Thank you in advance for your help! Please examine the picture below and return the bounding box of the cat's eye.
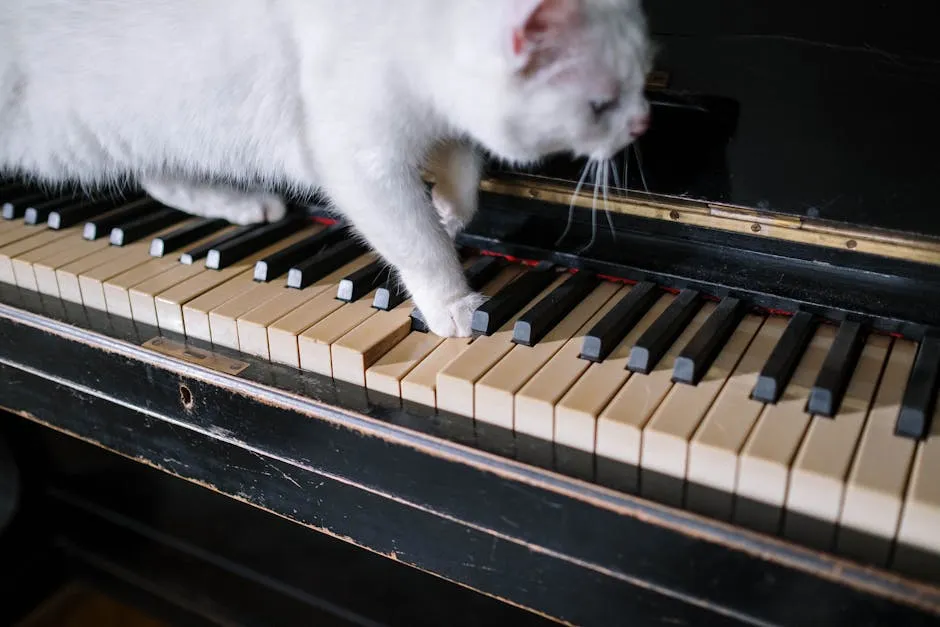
[590,97,619,118]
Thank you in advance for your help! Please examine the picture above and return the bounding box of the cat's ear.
[510,0,581,61]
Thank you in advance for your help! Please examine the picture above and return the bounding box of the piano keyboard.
[2,184,939,583]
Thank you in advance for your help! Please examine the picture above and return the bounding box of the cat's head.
[458,0,652,165]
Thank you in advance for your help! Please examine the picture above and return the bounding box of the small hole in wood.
[179,384,194,409]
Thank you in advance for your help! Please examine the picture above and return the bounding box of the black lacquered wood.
[806,321,867,417]
[513,270,599,346]
[179,224,255,264]
[373,275,408,311]
[752,311,818,404]
[335,258,385,301]
[627,289,703,374]
[471,261,556,335]
[48,198,125,230]
[149,218,229,257]
[109,207,187,246]
[286,239,369,290]
[83,200,156,240]
[253,223,347,282]
[411,256,506,333]
[31,455,549,627]
[673,297,746,385]
[205,216,303,270]
[580,281,660,362]
[2,191,47,220]
[895,335,940,440]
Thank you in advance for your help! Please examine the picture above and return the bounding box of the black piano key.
[253,223,347,282]
[471,261,556,336]
[0,182,30,198]
[48,197,126,230]
[512,270,599,346]
[2,191,48,220]
[373,274,408,310]
[895,335,940,440]
[150,218,229,257]
[83,199,157,240]
[626,289,702,374]
[24,196,84,225]
[672,297,746,385]
[205,216,304,270]
[806,321,867,417]
[24,203,56,225]
[751,311,817,404]
[580,281,659,362]
[110,207,187,246]
[287,239,369,290]
[180,224,255,264]
[409,309,430,334]
[410,256,506,332]
[336,259,386,301]
[463,255,507,290]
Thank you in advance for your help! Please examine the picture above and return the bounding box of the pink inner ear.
[516,0,580,50]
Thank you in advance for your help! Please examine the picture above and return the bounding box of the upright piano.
[2,2,939,625]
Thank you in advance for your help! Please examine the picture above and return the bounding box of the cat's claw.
[420,291,487,337]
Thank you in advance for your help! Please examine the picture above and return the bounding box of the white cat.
[0,0,652,337]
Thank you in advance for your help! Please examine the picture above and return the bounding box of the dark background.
[504,1,940,239]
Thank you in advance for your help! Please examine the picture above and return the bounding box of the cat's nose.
[629,113,650,137]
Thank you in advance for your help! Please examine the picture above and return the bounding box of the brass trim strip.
[478,177,940,267]
[143,337,249,375]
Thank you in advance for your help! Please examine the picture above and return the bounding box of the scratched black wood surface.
[1,415,557,627]
[2,281,939,626]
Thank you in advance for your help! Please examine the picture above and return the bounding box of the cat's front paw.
[142,179,288,225]
[419,291,487,337]
[207,192,287,225]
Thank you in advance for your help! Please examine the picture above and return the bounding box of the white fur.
[0,0,651,337]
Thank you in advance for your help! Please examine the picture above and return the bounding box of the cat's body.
[0,0,652,337]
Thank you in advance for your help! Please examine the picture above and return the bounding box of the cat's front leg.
[142,178,287,225]
[427,140,483,239]
[319,157,482,337]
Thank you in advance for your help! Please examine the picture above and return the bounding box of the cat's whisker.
[602,159,616,241]
[623,152,630,199]
[633,143,650,194]
[577,160,601,254]
[556,159,591,246]
[610,155,622,192]
[380,263,394,288]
